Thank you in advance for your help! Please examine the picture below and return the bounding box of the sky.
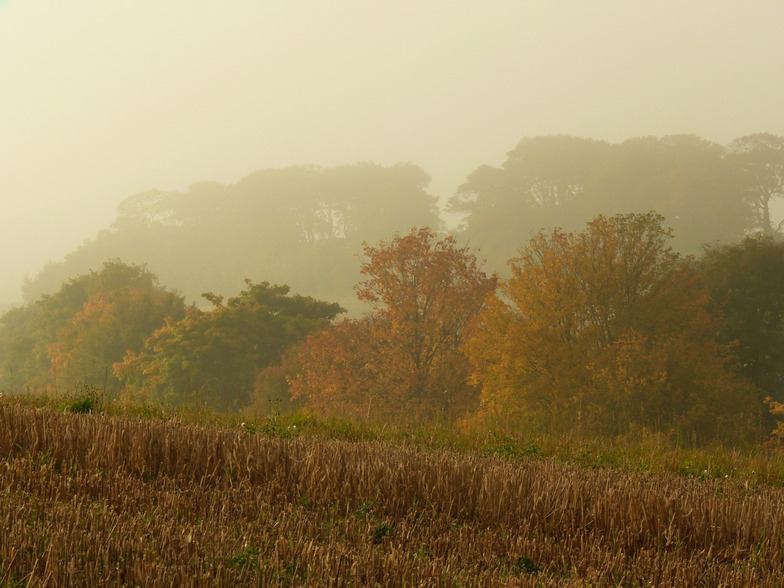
[1,1,783,305]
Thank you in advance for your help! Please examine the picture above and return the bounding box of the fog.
[2,0,783,306]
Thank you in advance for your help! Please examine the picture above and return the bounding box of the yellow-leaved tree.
[465,212,759,443]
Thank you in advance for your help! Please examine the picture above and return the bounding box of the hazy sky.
[2,1,783,304]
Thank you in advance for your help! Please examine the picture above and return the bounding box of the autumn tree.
[288,228,497,421]
[276,317,380,419]
[116,281,342,410]
[465,213,758,443]
[0,261,185,394]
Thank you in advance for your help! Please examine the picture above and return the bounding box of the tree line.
[2,213,784,445]
[19,133,784,315]
[3,131,784,444]
[450,133,784,273]
[22,162,442,315]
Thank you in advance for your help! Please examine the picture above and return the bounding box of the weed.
[225,544,259,570]
[66,384,102,414]
[514,555,541,574]
[371,522,393,544]
[355,499,378,520]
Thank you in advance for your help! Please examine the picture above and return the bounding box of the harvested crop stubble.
[0,405,783,585]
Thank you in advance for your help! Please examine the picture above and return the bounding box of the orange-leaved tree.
[465,212,759,442]
[287,228,497,421]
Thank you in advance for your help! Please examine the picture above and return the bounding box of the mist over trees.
[22,162,442,314]
[18,133,784,315]
[18,134,784,317]
[449,134,774,273]
[3,133,784,444]
[726,133,784,236]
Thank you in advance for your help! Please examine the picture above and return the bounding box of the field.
[1,400,784,586]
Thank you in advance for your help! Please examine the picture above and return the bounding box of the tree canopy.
[464,213,758,442]
[287,228,496,421]
[22,163,441,314]
[115,281,343,410]
[0,261,186,394]
[449,134,763,274]
[726,133,784,235]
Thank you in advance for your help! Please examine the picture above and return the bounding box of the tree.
[727,133,784,235]
[449,136,609,272]
[115,281,343,409]
[464,213,758,442]
[47,284,186,393]
[289,228,497,421]
[450,135,752,276]
[699,235,784,415]
[23,163,441,318]
[282,317,381,419]
[590,135,750,252]
[0,303,43,391]
[0,261,186,394]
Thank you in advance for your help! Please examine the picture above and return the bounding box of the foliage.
[288,228,496,421]
[65,384,102,414]
[0,303,43,390]
[47,280,186,393]
[0,261,186,394]
[765,397,784,446]
[726,133,784,235]
[450,135,753,275]
[22,163,442,314]
[116,281,343,410]
[450,135,611,271]
[464,212,759,442]
[700,235,784,411]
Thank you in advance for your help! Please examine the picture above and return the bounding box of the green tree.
[0,261,186,394]
[116,281,343,409]
[699,235,784,414]
[0,303,42,391]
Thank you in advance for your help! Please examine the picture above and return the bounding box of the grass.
[1,390,784,585]
[4,388,783,487]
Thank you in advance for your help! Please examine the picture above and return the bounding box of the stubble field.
[1,403,783,586]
